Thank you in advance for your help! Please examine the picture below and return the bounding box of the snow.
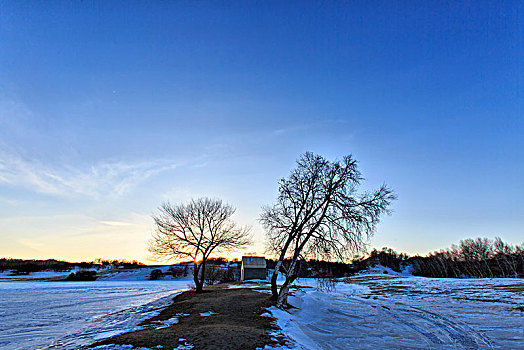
[266,274,524,349]
[2,265,522,350]
[98,266,187,281]
[91,344,156,350]
[0,270,74,280]
[0,265,192,282]
[357,264,413,277]
[174,343,194,350]
[199,311,218,317]
[0,279,191,350]
[151,313,189,329]
[228,282,263,289]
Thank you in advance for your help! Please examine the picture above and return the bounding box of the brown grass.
[493,284,524,293]
[90,284,282,350]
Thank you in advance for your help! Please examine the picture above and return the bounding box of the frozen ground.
[0,278,190,350]
[0,265,189,281]
[268,273,524,349]
[0,270,75,280]
[2,268,522,350]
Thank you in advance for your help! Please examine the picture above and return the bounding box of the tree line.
[264,237,523,280]
[353,237,524,278]
[0,258,144,274]
[149,152,395,308]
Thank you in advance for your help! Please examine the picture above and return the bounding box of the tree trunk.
[193,262,203,293]
[276,274,297,307]
[270,260,282,299]
[196,259,206,293]
[276,258,299,307]
[270,235,295,299]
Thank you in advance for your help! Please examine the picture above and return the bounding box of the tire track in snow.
[365,298,493,349]
[282,289,494,350]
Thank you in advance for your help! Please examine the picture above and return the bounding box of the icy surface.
[0,270,74,280]
[0,279,190,350]
[268,275,524,349]
[174,343,194,350]
[0,266,193,282]
[98,266,189,281]
[151,313,189,329]
[91,344,156,350]
[228,283,263,289]
[199,311,218,317]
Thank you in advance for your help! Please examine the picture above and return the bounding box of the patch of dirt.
[90,284,281,350]
[457,297,510,304]
[493,284,524,293]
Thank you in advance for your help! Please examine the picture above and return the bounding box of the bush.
[219,266,237,283]
[66,270,97,281]
[167,266,185,278]
[204,264,221,285]
[149,269,164,280]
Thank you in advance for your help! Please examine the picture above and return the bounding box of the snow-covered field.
[0,268,190,350]
[268,272,524,349]
[1,267,523,350]
[0,270,74,280]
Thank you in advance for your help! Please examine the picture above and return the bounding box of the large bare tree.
[150,197,251,292]
[261,152,396,306]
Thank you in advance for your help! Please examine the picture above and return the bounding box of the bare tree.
[149,197,251,292]
[261,152,396,306]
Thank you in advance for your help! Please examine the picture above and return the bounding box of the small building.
[241,256,266,281]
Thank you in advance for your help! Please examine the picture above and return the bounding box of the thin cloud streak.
[100,221,134,227]
[272,119,350,136]
[0,149,177,199]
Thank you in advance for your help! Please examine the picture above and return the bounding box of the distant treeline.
[266,237,523,279]
[266,258,356,278]
[0,258,144,274]
[354,237,524,278]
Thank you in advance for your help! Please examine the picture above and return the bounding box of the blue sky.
[0,1,522,262]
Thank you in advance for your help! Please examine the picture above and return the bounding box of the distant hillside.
[267,237,523,279]
[0,258,144,274]
[354,237,524,278]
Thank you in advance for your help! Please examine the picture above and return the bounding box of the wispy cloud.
[272,118,350,136]
[99,220,134,227]
[0,149,177,199]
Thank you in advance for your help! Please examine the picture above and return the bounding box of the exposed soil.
[90,283,280,350]
[493,284,524,293]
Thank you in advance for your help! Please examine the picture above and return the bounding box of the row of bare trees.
[149,152,395,307]
[148,151,522,310]
[354,238,524,278]
[409,237,524,278]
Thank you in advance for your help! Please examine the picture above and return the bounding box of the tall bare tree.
[261,152,396,306]
[150,197,251,292]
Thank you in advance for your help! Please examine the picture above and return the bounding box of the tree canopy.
[150,197,250,292]
[261,152,395,305]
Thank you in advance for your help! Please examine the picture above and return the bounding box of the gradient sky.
[0,1,522,262]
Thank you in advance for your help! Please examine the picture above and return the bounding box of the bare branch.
[260,152,396,306]
[149,197,251,292]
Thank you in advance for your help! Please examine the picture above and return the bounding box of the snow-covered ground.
[268,273,524,349]
[0,270,74,280]
[0,265,191,281]
[2,266,523,350]
[0,270,191,350]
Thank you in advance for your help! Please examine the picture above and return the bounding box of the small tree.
[149,197,251,293]
[261,152,395,306]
